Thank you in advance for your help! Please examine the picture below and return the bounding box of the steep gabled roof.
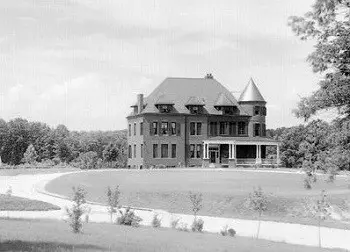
[185,96,206,107]
[214,93,236,107]
[140,77,248,115]
[239,78,266,103]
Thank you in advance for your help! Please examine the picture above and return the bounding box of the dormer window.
[155,99,174,113]
[159,104,172,113]
[185,96,205,115]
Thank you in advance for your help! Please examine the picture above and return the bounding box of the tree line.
[0,118,127,168]
[267,118,350,171]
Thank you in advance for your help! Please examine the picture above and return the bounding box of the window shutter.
[252,106,255,115]
[177,123,181,136]
[150,123,153,136]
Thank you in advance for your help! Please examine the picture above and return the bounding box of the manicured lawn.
[0,194,60,211]
[0,167,78,176]
[0,218,343,252]
[46,170,350,228]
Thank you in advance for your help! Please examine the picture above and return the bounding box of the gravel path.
[0,170,349,251]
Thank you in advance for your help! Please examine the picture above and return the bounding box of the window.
[140,122,144,135]
[134,123,136,135]
[189,106,201,114]
[254,106,260,116]
[159,105,172,113]
[141,144,144,158]
[254,123,261,136]
[229,122,236,136]
[161,144,168,158]
[220,122,229,135]
[171,144,177,158]
[189,144,195,158]
[262,123,266,136]
[238,122,246,135]
[153,144,158,158]
[128,124,131,136]
[171,122,177,135]
[133,144,136,158]
[210,122,217,136]
[190,122,202,135]
[196,144,202,158]
[262,107,267,116]
[128,145,132,158]
[223,107,235,115]
[152,122,158,135]
[190,122,196,135]
[161,122,169,135]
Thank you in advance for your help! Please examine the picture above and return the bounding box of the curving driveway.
[0,170,349,251]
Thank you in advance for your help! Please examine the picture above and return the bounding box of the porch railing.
[236,158,256,165]
[262,158,277,165]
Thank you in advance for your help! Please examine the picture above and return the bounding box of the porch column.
[276,144,280,167]
[202,142,210,168]
[228,143,236,168]
[229,144,232,159]
[256,144,262,165]
[232,144,236,159]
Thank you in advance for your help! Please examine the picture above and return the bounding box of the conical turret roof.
[238,78,265,102]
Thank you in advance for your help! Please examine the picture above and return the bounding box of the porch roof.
[204,136,280,145]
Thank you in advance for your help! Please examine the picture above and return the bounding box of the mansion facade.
[127,75,280,169]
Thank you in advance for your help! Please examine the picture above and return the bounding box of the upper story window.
[151,122,158,135]
[262,107,267,116]
[190,122,202,135]
[159,105,172,113]
[128,145,132,158]
[189,106,201,114]
[261,123,266,136]
[254,106,260,116]
[140,122,144,135]
[133,123,136,136]
[222,107,236,115]
[238,122,246,135]
[219,122,229,135]
[254,123,261,137]
[229,122,236,135]
[161,122,169,135]
[128,124,131,137]
[185,97,205,114]
[171,122,177,135]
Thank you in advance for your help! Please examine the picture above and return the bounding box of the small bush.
[116,207,142,227]
[189,192,203,217]
[304,177,312,189]
[66,187,87,233]
[170,217,180,229]
[177,222,189,232]
[220,225,236,237]
[152,213,162,228]
[191,218,204,232]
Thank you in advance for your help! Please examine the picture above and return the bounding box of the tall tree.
[289,0,350,120]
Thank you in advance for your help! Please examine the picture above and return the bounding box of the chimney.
[137,94,144,114]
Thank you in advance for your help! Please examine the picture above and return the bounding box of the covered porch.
[202,137,280,168]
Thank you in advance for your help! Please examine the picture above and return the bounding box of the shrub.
[191,218,204,232]
[177,222,189,232]
[220,225,236,237]
[66,186,87,233]
[170,217,180,229]
[151,213,162,228]
[304,176,312,189]
[189,192,203,217]
[116,207,142,227]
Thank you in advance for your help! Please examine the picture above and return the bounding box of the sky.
[0,0,325,131]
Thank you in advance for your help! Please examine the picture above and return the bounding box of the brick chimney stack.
[137,94,144,114]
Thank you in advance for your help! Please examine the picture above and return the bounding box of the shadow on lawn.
[0,240,106,252]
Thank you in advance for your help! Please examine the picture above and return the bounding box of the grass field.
[46,170,350,228]
[0,194,60,211]
[0,218,343,252]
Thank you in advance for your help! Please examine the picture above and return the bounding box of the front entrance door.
[210,151,216,163]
